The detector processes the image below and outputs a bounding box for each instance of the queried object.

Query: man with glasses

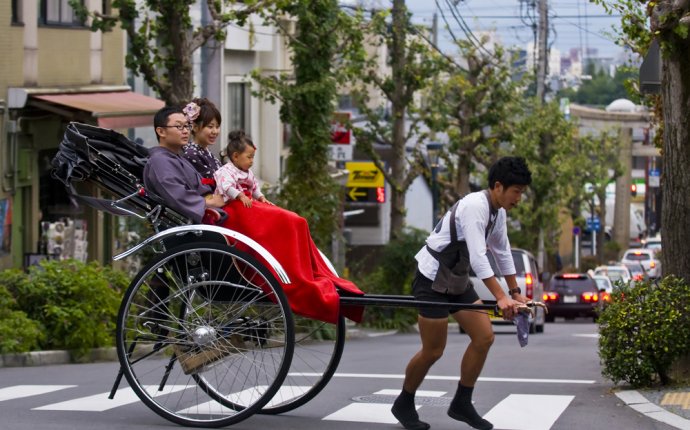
[143,105,224,223]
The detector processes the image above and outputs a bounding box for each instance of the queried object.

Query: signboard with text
[328,112,353,161]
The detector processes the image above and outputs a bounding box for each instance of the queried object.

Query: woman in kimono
[181,98,223,186]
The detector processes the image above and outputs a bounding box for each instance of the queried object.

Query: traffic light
[631,183,637,197]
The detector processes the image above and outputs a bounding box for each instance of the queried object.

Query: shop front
[2,85,163,270]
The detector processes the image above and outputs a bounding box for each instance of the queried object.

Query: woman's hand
[238,194,252,208]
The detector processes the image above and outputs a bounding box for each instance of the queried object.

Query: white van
[469,248,546,334]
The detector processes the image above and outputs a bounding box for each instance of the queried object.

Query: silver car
[470,248,546,334]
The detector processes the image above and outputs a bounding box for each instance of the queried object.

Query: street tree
[71,0,273,105]
[594,0,690,281]
[506,100,585,265]
[251,0,343,249]
[344,0,442,240]
[424,38,524,205]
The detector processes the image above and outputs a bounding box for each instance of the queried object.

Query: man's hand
[496,295,520,320]
[511,293,529,304]
[204,194,225,208]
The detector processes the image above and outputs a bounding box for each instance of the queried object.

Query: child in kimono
[213,130,271,207]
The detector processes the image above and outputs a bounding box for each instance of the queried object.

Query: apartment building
[0,1,163,270]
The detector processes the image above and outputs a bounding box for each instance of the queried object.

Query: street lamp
[426,142,444,227]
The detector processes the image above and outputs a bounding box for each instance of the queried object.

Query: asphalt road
[0,319,679,430]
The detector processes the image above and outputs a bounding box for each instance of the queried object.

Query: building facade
[1,0,163,270]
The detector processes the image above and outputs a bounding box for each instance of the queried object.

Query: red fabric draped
[219,200,364,324]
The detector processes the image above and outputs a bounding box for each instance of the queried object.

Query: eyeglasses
[160,123,192,131]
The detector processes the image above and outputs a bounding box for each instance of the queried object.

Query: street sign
[328,112,353,161]
[649,168,660,188]
[327,144,353,161]
[586,216,601,232]
[345,161,384,188]
[572,226,581,236]
[346,187,385,203]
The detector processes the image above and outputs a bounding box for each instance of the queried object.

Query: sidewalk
[616,389,690,430]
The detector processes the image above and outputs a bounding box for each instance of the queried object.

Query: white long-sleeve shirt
[213,162,264,202]
[415,190,516,281]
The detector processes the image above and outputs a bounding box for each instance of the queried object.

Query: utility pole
[536,0,548,102]
[535,0,549,270]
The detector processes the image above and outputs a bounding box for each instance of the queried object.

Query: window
[11,0,23,24]
[40,0,84,26]
[227,82,250,132]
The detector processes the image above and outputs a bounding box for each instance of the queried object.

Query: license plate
[487,308,501,319]
[563,295,578,303]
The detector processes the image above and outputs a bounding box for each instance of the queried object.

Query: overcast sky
[403,0,626,59]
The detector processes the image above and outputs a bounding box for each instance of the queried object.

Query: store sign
[345,161,384,188]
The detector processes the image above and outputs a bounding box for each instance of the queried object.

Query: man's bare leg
[446,302,495,430]
[392,316,449,430]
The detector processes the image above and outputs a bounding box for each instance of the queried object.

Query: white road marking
[0,385,76,402]
[33,385,188,411]
[374,389,445,397]
[572,334,599,338]
[295,373,595,384]
[483,394,574,430]
[323,402,415,424]
[176,385,313,415]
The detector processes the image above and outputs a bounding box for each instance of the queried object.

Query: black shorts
[411,270,480,319]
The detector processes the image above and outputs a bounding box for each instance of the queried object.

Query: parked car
[471,249,546,334]
[593,265,632,286]
[621,248,661,278]
[542,273,600,322]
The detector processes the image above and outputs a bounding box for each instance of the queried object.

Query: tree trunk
[389,0,407,239]
[660,38,690,282]
[454,151,472,198]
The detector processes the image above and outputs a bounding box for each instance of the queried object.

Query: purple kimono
[143,147,212,223]
[182,142,222,180]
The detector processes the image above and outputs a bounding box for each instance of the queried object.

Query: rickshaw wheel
[116,242,294,428]
[257,314,345,414]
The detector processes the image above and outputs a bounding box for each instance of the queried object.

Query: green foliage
[598,276,690,387]
[252,0,342,249]
[354,228,427,330]
[342,1,444,239]
[557,66,639,108]
[1,260,128,358]
[0,279,43,354]
[425,39,525,203]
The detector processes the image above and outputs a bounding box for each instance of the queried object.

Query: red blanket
[219,200,364,324]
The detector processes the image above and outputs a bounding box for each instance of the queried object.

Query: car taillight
[633,274,643,281]
[543,292,558,302]
[601,292,611,302]
[650,261,656,268]
[582,292,599,302]
[525,273,533,299]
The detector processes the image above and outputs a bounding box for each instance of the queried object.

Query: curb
[0,347,118,368]
[616,390,690,430]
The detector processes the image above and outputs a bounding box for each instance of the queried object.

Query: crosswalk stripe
[33,385,189,412]
[374,389,446,397]
[0,385,76,402]
[176,385,313,415]
[323,403,415,424]
[483,394,575,430]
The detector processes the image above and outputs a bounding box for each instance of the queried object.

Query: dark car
[543,273,600,322]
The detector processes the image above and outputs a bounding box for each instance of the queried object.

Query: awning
[29,91,165,129]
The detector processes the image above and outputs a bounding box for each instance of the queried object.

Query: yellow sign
[346,161,384,188]
[348,187,367,201]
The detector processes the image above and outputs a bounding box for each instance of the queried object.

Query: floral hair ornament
[183,102,201,122]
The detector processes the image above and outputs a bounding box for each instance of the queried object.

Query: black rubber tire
[116,242,294,428]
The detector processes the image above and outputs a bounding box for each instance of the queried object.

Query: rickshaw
[51,122,538,428]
